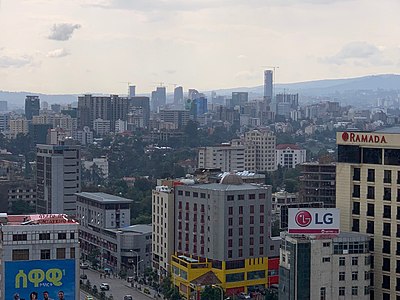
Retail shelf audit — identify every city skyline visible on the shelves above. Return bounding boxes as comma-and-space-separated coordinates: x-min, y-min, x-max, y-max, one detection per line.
1, 0, 399, 94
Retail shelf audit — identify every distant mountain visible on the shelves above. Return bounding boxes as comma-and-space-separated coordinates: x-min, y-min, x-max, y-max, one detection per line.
212, 74, 400, 97
2, 74, 400, 108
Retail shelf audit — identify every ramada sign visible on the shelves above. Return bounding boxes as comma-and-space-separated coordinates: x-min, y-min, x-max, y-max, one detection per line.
342, 132, 387, 144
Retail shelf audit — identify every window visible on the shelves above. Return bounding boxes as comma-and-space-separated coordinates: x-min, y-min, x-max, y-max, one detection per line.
13, 234, 27, 241
227, 195, 234, 201
226, 273, 245, 282
353, 167, 360, 181
383, 205, 391, 218
339, 257, 345, 266
367, 168, 375, 182
259, 193, 265, 199
250, 205, 254, 213
352, 202, 360, 215
385, 149, 400, 165
247, 270, 266, 280
351, 286, 358, 296
352, 257, 358, 266
228, 229, 233, 237
367, 203, 375, 217
320, 287, 326, 300
228, 207, 233, 215
200, 193, 206, 198
352, 271, 358, 281
367, 186, 375, 199
239, 206, 243, 214
178, 190, 183, 196
41, 249, 51, 260
56, 248, 66, 259
39, 232, 51, 240
364, 148, 382, 165
322, 257, 330, 263
383, 188, 391, 201
323, 242, 330, 247
383, 240, 391, 254
58, 233, 67, 240
228, 218, 233, 226
338, 145, 361, 163
382, 257, 390, 271
70, 232, 75, 239
353, 185, 360, 198
364, 286, 370, 295
239, 217, 243, 225
12, 249, 29, 261
339, 272, 345, 281
250, 216, 254, 224
339, 287, 345, 296
384, 170, 392, 183
365, 271, 370, 280
228, 250, 232, 258
238, 249, 243, 257
382, 275, 390, 289
352, 219, 359, 232
185, 191, 190, 196
367, 221, 374, 234
238, 195, 244, 200
70, 247, 75, 259
383, 223, 391, 236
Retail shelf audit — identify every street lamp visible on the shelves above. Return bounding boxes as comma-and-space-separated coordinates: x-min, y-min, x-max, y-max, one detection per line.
212, 285, 224, 300
137, 259, 144, 278
130, 250, 139, 277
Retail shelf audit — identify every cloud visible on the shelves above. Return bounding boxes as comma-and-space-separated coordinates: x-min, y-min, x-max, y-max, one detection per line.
48, 23, 81, 41
322, 41, 393, 66
0, 54, 32, 68
237, 54, 247, 59
46, 48, 70, 58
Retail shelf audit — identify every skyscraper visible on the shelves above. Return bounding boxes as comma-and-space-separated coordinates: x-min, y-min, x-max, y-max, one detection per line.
151, 87, 167, 111
25, 95, 40, 120
264, 70, 273, 101
36, 144, 81, 216
174, 86, 184, 105
128, 85, 136, 98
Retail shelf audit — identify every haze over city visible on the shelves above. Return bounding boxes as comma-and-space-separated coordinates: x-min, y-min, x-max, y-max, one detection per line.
1, 0, 400, 94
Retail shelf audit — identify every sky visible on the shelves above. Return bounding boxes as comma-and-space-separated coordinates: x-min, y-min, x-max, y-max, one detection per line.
0, 0, 399, 94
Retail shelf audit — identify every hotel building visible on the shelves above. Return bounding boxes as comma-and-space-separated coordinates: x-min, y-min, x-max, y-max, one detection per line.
336, 129, 400, 299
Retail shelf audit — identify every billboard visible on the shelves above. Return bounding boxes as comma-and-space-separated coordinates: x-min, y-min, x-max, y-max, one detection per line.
288, 208, 340, 235
5, 259, 76, 300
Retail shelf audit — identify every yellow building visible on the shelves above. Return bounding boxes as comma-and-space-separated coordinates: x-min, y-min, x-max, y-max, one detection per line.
171, 253, 268, 299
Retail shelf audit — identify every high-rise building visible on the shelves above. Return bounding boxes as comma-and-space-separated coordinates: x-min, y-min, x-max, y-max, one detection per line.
151, 87, 167, 111
174, 86, 184, 105
171, 174, 274, 298
77, 94, 111, 129
299, 162, 336, 207
36, 144, 81, 216
128, 85, 136, 98
159, 109, 190, 130
25, 95, 40, 120
51, 104, 61, 113
264, 70, 273, 101
29, 123, 53, 144
0, 113, 10, 132
152, 185, 175, 276
9, 118, 29, 137
279, 232, 371, 300
129, 96, 150, 128
110, 95, 129, 131
0, 213, 79, 299
244, 129, 277, 172
336, 129, 400, 299
93, 118, 111, 136
73, 126, 94, 145
230, 92, 248, 108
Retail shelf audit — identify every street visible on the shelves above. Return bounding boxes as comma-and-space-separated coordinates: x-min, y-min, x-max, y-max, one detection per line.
80, 268, 158, 300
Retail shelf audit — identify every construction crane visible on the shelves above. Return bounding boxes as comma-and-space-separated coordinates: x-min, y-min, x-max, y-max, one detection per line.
167, 83, 180, 88
152, 82, 165, 87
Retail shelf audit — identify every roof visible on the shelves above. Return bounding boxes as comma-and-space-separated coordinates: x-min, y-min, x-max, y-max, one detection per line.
119, 224, 152, 234
376, 127, 400, 133
220, 173, 243, 185
191, 271, 221, 286
76, 192, 133, 204
276, 144, 302, 150
190, 183, 265, 191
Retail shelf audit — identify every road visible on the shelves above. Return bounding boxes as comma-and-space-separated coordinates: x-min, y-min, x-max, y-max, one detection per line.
79, 268, 158, 300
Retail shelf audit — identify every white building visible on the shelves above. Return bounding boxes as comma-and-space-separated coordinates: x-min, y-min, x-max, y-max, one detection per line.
0, 213, 79, 299
152, 185, 175, 276
244, 128, 277, 172
83, 157, 109, 178
74, 126, 94, 145
9, 118, 29, 137
276, 144, 306, 168
198, 140, 245, 172
279, 232, 371, 300
115, 119, 127, 133
93, 118, 111, 136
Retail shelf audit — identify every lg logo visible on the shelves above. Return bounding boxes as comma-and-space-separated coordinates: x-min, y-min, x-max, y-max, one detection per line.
295, 210, 312, 227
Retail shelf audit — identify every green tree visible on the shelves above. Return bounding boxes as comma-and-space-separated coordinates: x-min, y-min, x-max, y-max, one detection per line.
201, 285, 222, 300
11, 199, 35, 214
88, 248, 100, 267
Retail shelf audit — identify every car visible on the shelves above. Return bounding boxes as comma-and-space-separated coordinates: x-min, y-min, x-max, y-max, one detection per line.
143, 288, 150, 295
85, 296, 93, 300
100, 283, 110, 291
80, 274, 88, 279
80, 262, 89, 269
238, 293, 251, 299
124, 296, 133, 300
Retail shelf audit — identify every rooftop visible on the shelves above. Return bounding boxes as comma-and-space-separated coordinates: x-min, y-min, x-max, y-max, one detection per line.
119, 224, 152, 234
5, 214, 78, 225
276, 144, 302, 150
192, 182, 266, 191
76, 192, 133, 204
376, 127, 400, 133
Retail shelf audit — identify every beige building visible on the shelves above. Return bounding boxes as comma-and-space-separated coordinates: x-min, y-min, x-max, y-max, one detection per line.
198, 141, 246, 172
244, 129, 276, 172
279, 232, 371, 300
152, 185, 175, 276
9, 118, 29, 137
336, 129, 400, 299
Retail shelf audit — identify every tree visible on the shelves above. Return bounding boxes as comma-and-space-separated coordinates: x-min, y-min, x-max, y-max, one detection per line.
88, 248, 100, 268
201, 286, 222, 300
11, 199, 35, 214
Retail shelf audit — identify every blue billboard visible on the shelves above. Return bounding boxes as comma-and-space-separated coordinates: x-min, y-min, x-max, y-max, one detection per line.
5, 259, 76, 300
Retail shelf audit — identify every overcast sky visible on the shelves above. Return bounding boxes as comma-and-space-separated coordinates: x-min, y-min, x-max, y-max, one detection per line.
1, 0, 399, 94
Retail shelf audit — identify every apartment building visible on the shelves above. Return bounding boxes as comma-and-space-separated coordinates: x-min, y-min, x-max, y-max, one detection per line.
276, 144, 306, 169
336, 129, 400, 299
244, 129, 277, 172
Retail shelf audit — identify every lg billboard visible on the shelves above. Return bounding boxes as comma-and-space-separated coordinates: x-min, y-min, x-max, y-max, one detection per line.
5, 259, 76, 300
288, 208, 340, 235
